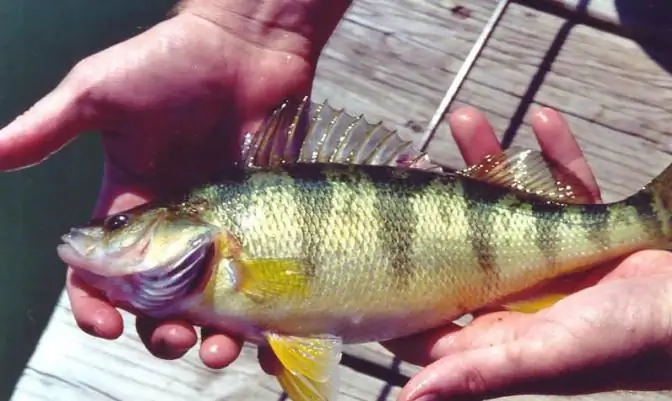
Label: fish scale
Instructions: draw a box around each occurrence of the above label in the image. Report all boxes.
[178,162,665,336]
[56,97,672,401]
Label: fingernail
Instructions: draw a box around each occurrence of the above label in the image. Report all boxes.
[536,110,550,123]
[93,310,107,327]
[205,341,220,355]
[84,309,109,338]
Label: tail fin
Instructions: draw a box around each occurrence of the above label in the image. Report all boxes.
[643,162,672,203]
[623,162,672,241]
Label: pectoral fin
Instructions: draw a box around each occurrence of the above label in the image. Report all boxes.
[236,258,314,303]
[501,293,567,313]
[458,147,595,204]
[266,332,343,401]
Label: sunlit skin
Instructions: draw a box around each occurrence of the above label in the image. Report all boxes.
[1,1,671,400]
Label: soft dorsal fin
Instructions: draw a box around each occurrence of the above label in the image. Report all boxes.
[239,96,445,172]
[458,147,595,204]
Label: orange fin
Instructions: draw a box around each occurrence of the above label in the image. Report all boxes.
[501,293,568,313]
[458,147,595,204]
[266,332,343,401]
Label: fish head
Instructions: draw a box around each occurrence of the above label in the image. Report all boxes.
[57,202,219,316]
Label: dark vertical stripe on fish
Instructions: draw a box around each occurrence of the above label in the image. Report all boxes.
[531,202,560,267]
[623,189,663,239]
[379,193,415,286]
[368,168,434,286]
[219,174,256,240]
[288,166,332,278]
[462,179,504,276]
[579,204,611,252]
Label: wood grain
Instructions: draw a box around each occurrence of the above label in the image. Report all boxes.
[12,293,403,401]
[437,2,672,201]
[10,0,672,400]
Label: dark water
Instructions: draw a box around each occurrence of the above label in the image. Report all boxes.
[0,1,174,398]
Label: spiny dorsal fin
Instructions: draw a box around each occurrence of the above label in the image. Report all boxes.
[458,147,594,204]
[240,97,309,169]
[239,96,445,172]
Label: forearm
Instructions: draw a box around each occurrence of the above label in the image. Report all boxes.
[176,0,352,60]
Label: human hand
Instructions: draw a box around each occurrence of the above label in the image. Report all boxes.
[384,107,672,400]
[0,0,348,369]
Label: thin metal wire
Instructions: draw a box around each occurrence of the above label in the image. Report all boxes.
[419,0,511,152]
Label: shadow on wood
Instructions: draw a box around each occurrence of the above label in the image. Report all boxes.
[501,0,591,147]
[615,0,672,37]
[615,0,672,76]
[502,0,672,147]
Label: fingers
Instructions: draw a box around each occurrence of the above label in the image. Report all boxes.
[66,269,124,339]
[530,108,602,202]
[199,327,244,369]
[449,106,601,202]
[399,275,672,400]
[399,338,672,401]
[380,322,463,367]
[0,72,100,171]
[448,106,501,166]
[136,317,198,360]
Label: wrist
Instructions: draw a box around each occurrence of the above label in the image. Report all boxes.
[175,0,351,61]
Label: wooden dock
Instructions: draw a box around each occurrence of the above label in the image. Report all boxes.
[10,0,672,400]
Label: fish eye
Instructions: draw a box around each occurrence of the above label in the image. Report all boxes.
[104,214,130,231]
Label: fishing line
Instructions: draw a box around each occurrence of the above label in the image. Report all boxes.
[419,0,511,152]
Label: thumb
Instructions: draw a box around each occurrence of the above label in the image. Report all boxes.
[0,70,100,171]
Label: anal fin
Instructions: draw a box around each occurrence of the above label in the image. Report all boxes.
[501,293,567,313]
[266,332,343,401]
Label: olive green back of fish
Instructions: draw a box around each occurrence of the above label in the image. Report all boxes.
[189,161,672,341]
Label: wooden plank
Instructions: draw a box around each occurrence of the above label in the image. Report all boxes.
[11,292,403,401]
[14,294,672,401]
[433,1,672,202]
[311,0,501,166]
[531,0,672,38]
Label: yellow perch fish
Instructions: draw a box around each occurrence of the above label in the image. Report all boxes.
[57,97,672,401]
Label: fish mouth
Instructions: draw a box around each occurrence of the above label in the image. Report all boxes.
[57,218,161,276]
[57,240,103,275]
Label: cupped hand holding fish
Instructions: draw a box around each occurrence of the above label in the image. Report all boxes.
[0,0,350,368]
[387,110,672,401]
